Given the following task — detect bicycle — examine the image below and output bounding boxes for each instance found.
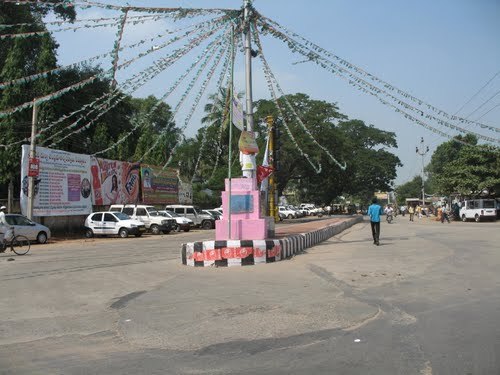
[0,227,31,255]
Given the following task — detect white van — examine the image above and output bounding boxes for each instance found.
[459,199,497,222]
[164,205,215,229]
[109,204,176,234]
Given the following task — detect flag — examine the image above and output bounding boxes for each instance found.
[232,94,244,131]
[259,135,273,187]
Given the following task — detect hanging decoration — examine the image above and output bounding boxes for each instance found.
[257,15,500,141]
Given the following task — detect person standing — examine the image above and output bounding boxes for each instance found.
[0,206,8,250]
[441,205,450,223]
[408,205,415,222]
[367,198,383,246]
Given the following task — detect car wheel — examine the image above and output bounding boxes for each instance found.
[85,228,94,238]
[183,228,190,232]
[37,231,48,244]
[475,214,480,223]
[202,220,213,230]
[175,225,181,232]
[118,228,129,238]
[287,214,293,219]
[462,214,467,222]
[150,224,160,235]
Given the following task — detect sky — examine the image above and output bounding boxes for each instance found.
[47,0,500,186]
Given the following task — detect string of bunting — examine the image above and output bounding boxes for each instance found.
[257,18,500,144]
[0,13,171,30]
[110,8,129,87]
[162,40,229,170]
[50,25,227,149]
[252,22,347,170]
[91,29,227,156]
[0,15,228,90]
[1,16,228,126]
[140,30,229,163]
[190,40,233,182]
[259,14,500,135]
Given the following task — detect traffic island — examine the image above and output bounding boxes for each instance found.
[181,215,363,267]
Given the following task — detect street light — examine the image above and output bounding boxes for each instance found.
[416,137,429,208]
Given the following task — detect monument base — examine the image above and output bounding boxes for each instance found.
[215,216,275,241]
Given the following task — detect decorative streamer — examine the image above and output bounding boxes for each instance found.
[110,8,129,87]
[252,22,347,170]
[90,29,228,156]
[259,14,500,135]
[0,14,229,89]
[257,18,500,144]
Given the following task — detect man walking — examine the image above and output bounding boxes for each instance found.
[368,197,383,246]
[441,205,450,223]
[408,205,415,222]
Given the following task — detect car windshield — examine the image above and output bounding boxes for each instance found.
[114,212,130,220]
[163,211,180,217]
[147,209,160,216]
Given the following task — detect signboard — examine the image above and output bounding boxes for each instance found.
[20,145,92,216]
[232,94,244,131]
[28,157,40,177]
[141,165,178,204]
[178,181,193,204]
[90,157,140,205]
[230,194,254,214]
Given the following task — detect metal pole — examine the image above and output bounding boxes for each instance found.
[267,116,275,219]
[27,100,38,220]
[416,137,429,210]
[243,0,255,178]
[227,24,235,239]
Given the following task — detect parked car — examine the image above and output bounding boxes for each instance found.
[109,204,175,234]
[165,205,215,229]
[278,206,297,219]
[459,199,497,222]
[84,211,146,238]
[3,214,51,244]
[203,209,222,220]
[158,210,193,232]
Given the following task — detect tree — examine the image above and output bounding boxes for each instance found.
[395,175,431,204]
[437,144,500,196]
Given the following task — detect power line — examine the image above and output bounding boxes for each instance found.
[453,70,500,116]
[464,89,500,119]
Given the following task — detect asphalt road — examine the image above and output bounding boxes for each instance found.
[0,216,499,374]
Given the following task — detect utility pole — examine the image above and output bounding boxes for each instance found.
[243,0,255,178]
[416,137,429,209]
[27,100,39,220]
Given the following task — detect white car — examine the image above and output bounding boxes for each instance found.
[4,214,51,244]
[459,199,497,222]
[84,212,146,238]
[278,206,297,219]
[158,210,193,232]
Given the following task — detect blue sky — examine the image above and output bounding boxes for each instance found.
[48,0,500,186]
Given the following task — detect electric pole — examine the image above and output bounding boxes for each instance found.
[416,137,429,208]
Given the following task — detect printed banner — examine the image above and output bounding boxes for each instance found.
[232,94,244,131]
[20,145,92,216]
[178,181,193,205]
[141,165,178,204]
[90,157,140,205]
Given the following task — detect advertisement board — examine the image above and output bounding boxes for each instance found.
[90,157,140,205]
[141,165,178,204]
[20,145,93,216]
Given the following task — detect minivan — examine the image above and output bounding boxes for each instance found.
[459,199,497,222]
[164,205,215,229]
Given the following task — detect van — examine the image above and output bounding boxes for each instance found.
[164,205,215,229]
[109,204,176,234]
[459,199,497,222]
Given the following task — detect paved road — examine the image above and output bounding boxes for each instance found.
[0,217,499,374]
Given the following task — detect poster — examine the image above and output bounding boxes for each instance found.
[90,157,140,205]
[20,145,92,216]
[178,181,193,204]
[141,165,178,204]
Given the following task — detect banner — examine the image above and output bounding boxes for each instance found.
[232,94,244,131]
[20,145,92,216]
[90,157,140,205]
[141,165,178,204]
[178,181,193,205]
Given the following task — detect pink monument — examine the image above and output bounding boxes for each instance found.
[215,177,274,240]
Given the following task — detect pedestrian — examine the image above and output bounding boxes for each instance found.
[408,205,415,222]
[367,197,383,246]
[441,205,450,224]
[416,204,422,219]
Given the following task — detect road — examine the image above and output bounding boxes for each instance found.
[0,216,499,374]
